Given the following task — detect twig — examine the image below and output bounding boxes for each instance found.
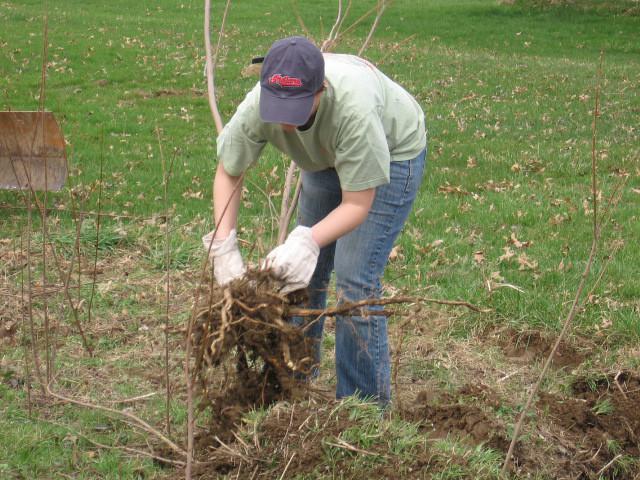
[288,296,487,317]
[45,387,186,458]
[613,371,628,400]
[501,51,605,476]
[358,0,387,56]
[322,0,343,52]
[39,417,186,467]
[107,392,159,405]
[325,438,388,458]
[19,231,33,416]
[46,243,94,356]
[198,1,233,475]
[204,0,231,135]
[278,452,296,480]
[281,175,302,243]
[39,8,52,385]
[277,162,299,245]
[581,239,622,307]
[333,3,380,44]
[596,454,623,476]
[87,131,105,347]
[157,125,173,436]
[378,34,417,65]
[25,162,46,395]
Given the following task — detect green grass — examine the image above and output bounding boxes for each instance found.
[1,0,639,478]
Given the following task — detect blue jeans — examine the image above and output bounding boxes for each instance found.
[294,148,426,405]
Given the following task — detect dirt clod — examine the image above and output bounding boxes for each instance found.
[404,385,510,452]
[536,371,640,479]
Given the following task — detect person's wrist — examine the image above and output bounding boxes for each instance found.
[212,229,239,256]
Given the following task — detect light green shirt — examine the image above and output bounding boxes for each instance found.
[217,53,427,191]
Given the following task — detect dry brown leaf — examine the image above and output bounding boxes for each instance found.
[467,156,477,168]
[437,183,469,196]
[517,253,538,271]
[388,245,403,262]
[509,232,531,249]
[499,246,515,263]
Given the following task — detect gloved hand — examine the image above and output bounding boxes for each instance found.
[202,229,246,286]
[263,226,319,294]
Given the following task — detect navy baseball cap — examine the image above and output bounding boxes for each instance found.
[259,36,325,126]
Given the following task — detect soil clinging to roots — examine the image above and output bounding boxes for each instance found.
[191,270,316,441]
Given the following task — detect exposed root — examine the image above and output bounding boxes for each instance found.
[191,270,316,443]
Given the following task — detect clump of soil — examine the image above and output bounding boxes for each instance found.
[191,270,316,442]
[497,328,585,369]
[537,371,640,479]
[403,384,510,452]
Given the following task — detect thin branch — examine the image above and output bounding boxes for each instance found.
[204,0,231,135]
[358,0,387,56]
[106,392,159,405]
[87,132,106,345]
[378,34,417,65]
[501,51,605,476]
[82,436,186,467]
[277,163,301,244]
[44,387,186,458]
[278,452,297,480]
[20,231,33,416]
[157,126,173,436]
[322,0,343,52]
[38,417,186,467]
[333,3,379,44]
[581,238,622,308]
[198,0,234,473]
[288,296,486,317]
[281,175,302,244]
[39,8,52,385]
[25,172,46,395]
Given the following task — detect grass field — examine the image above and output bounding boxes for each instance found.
[1,0,639,478]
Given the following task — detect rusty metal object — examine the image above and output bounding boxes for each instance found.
[0,111,67,191]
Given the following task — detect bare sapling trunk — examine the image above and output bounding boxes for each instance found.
[501,52,611,476]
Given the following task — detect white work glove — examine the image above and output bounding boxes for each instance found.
[202,229,246,286]
[263,226,319,294]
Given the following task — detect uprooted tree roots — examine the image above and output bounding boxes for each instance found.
[191,270,317,440]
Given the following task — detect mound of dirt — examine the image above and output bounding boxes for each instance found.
[537,371,640,479]
[403,385,510,452]
[497,329,585,369]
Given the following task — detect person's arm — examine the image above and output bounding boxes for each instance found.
[310,188,375,247]
[212,162,243,239]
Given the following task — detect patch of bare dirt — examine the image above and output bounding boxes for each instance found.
[536,371,640,479]
[497,328,586,369]
[402,384,511,452]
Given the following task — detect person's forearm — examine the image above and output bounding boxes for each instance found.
[213,162,243,240]
[310,188,375,248]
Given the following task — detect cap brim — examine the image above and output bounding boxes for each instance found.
[259,89,315,126]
